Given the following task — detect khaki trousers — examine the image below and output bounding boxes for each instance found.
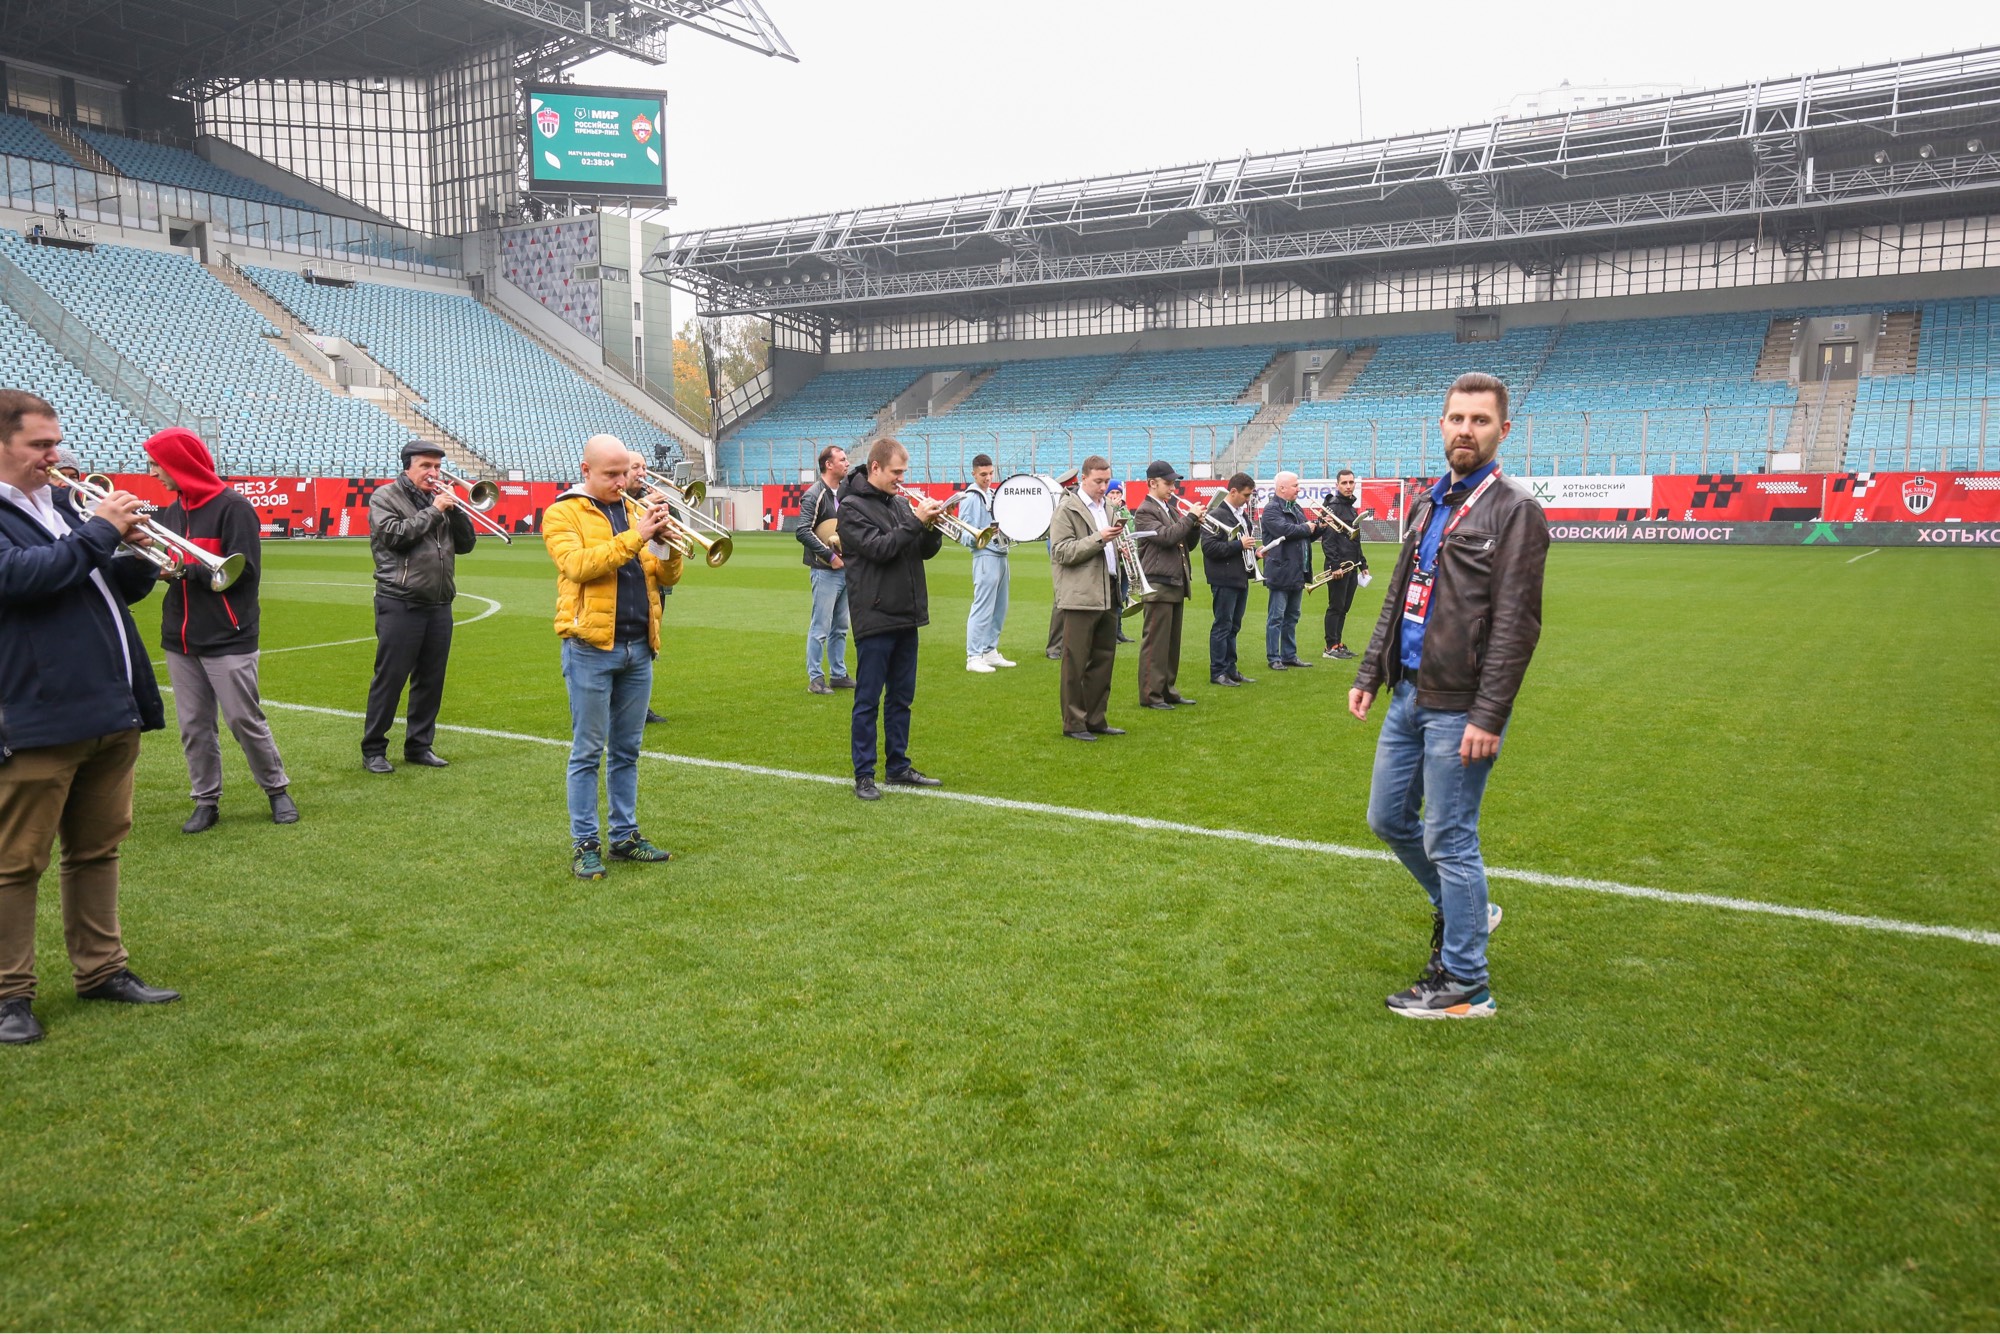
[1059,608,1118,734]
[1138,596,1186,705]
[0,729,138,1000]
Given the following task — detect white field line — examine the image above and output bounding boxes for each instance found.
[260,583,502,654]
[1846,548,1882,564]
[237,695,2000,951]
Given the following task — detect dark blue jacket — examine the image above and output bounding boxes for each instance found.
[0,493,164,756]
[1259,497,1318,591]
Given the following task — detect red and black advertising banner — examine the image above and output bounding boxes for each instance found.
[100,475,568,539]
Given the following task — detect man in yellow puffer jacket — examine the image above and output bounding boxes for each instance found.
[543,434,684,880]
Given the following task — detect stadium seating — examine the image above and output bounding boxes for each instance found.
[244,266,681,479]
[0,294,148,462]
[724,366,944,479]
[0,230,405,474]
[74,128,313,212]
[0,112,77,169]
[1850,297,1997,471]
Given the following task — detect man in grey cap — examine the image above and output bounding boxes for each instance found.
[361,441,477,773]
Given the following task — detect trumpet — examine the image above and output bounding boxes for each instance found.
[1304,559,1364,594]
[629,474,732,567]
[433,464,514,545]
[896,483,997,550]
[1170,489,1242,541]
[49,469,244,591]
[1301,497,1359,539]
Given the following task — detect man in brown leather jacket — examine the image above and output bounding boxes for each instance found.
[1133,460,1200,709]
[1348,372,1549,1021]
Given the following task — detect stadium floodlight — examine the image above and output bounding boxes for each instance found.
[1874,149,1892,164]
[1972,138,1987,153]
[1919,143,1936,159]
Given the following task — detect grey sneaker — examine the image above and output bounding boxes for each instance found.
[1386,970,1496,1019]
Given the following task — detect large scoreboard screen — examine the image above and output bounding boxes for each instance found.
[524,84,667,198]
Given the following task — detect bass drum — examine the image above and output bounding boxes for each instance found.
[992,472,1063,542]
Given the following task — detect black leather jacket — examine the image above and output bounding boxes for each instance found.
[369,476,476,604]
[1354,473,1549,734]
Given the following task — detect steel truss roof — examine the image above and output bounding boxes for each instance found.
[0,0,793,97]
[659,45,2000,320]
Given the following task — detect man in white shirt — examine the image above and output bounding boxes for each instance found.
[0,390,181,1046]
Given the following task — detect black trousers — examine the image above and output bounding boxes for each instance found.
[1209,584,1247,677]
[363,594,454,758]
[851,628,918,780]
[1322,571,1358,649]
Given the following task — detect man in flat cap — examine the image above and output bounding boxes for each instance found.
[361,441,477,773]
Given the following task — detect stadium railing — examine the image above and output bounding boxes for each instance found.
[0,150,459,275]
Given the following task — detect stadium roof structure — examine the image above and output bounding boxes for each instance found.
[659,46,2000,327]
[0,0,794,98]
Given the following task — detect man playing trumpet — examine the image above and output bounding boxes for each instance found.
[544,435,683,879]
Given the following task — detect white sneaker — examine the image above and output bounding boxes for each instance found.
[966,656,996,673]
[1487,902,1503,934]
[983,650,1017,668]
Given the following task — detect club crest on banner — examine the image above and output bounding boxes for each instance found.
[535,107,561,138]
[1902,476,1937,514]
[631,114,654,143]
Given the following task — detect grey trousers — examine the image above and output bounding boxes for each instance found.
[165,649,290,803]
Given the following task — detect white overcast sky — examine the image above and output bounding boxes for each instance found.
[576,0,1991,234]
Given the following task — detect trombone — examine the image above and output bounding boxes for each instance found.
[629,474,733,567]
[896,483,997,549]
[48,468,245,591]
[434,464,514,545]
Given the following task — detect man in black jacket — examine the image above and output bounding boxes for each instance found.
[796,444,855,695]
[1133,460,1200,709]
[146,428,297,831]
[0,390,180,1046]
[1199,472,1260,687]
[1349,372,1549,1021]
[834,438,944,801]
[362,442,476,773]
[1260,471,1325,670]
[1318,468,1370,661]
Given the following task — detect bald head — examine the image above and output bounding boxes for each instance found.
[581,434,631,503]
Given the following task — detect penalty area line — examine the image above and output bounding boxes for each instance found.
[252,695,2000,951]
[1846,549,1881,564]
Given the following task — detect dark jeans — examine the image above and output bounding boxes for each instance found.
[363,595,454,758]
[851,628,919,779]
[1209,583,1247,676]
[1323,571,1358,648]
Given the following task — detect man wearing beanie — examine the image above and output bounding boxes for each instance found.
[362,441,476,773]
[145,428,298,831]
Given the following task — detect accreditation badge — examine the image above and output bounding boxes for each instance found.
[1402,568,1435,624]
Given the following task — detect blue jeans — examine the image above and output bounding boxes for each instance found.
[966,555,1010,657]
[562,637,653,845]
[851,628,918,780]
[1365,680,1501,984]
[807,567,850,683]
[1209,583,1246,676]
[1265,585,1302,663]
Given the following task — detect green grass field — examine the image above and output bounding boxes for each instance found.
[5,534,1998,1330]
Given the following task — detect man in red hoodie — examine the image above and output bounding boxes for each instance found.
[145,429,298,831]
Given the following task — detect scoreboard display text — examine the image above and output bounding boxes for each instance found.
[525,84,667,197]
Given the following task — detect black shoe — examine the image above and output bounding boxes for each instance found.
[181,802,219,834]
[829,676,857,690]
[885,768,942,788]
[1064,730,1097,742]
[1142,701,1175,710]
[1210,673,1239,687]
[645,708,667,724]
[1229,670,1256,685]
[1115,632,1134,644]
[269,792,299,825]
[363,755,393,774]
[1268,659,1288,671]
[1166,694,1197,706]
[807,679,832,695]
[76,969,180,1005]
[404,751,449,768]
[1283,658,1315,669]
[0,998,42,1045]
[1090,725,1127,736]
[1045,649,1063,660]
[854,778,881,800]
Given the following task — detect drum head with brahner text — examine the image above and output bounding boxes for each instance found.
[992,473,1061,542]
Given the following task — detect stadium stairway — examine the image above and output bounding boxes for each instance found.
[1755,317,1801,382]
[1216,345,1375,475]
[213,257,491,475]
[38,122,115,174]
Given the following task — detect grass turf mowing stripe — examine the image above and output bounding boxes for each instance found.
[231,693,2000,951]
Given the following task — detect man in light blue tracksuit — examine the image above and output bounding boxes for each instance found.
[960,453,1014,673]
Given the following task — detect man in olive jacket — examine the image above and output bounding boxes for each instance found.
[1048,455,1126,741]
[1349,373,1549,1021]
[362,441,476,773]
[835,438,944,801]
[1132,460,1200,710]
